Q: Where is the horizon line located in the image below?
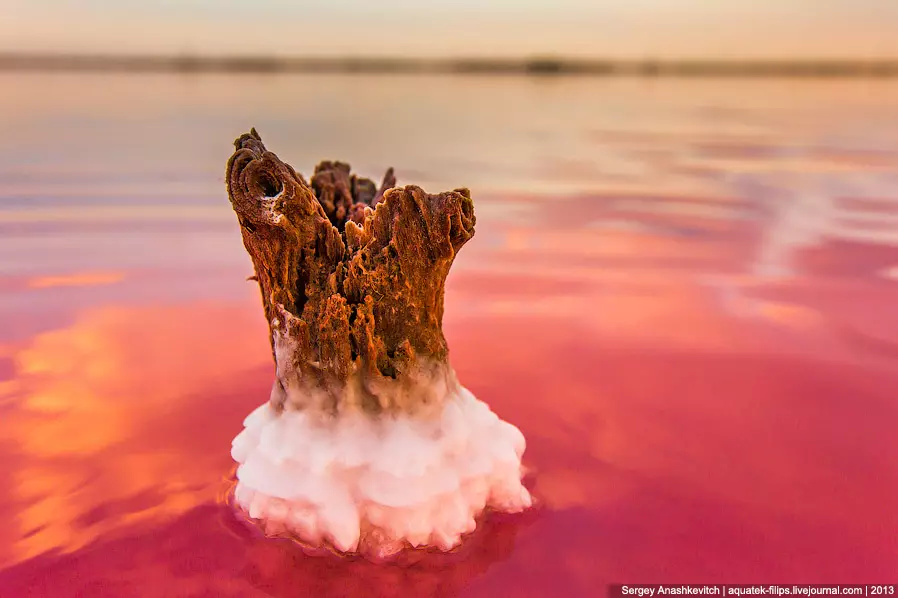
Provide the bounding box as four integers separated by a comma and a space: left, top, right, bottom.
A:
3, 52, 898, 78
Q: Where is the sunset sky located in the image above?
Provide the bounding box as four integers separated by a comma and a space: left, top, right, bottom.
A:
1, 0, 898, 58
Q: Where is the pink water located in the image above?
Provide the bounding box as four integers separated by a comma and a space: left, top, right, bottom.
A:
0, 74, 896, 596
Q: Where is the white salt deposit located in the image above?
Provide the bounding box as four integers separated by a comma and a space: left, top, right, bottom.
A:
231, 386, 531, 558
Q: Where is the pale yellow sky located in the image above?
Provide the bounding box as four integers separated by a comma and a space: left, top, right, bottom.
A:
1, 0, 898, 58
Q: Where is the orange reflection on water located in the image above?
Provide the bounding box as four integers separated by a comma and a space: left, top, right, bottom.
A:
27, 271, 126, 290
0, 302, 270, 564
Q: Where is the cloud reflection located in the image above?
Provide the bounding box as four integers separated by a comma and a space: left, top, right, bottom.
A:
0, 302, 270, 564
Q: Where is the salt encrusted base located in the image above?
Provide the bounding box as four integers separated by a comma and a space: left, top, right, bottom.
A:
231, 385, 531, 558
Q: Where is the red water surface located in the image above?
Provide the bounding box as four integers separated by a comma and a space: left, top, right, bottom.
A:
2, 74, 898, 597
0, 186, 896, 597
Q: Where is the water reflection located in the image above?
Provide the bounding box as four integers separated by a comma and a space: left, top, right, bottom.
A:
0, 74, 897, 594
0, 303, 270, 564
0, 504, 535, 598
736, 171, 898, 280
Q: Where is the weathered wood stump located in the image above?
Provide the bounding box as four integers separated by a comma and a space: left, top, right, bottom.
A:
226, 129, 476, 417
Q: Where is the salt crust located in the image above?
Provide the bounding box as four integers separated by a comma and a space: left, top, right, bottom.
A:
231, 386, 531, 558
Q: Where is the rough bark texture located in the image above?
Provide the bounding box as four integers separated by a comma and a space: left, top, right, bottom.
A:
226, 129, 475, 417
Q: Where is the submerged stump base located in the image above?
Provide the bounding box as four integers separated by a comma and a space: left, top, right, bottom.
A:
225, 129, 530, 557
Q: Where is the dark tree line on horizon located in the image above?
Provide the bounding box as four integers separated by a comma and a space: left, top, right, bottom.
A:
1, 52, 897, 77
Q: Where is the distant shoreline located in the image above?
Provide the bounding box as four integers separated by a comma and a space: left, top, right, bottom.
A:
2, 53, 898, 78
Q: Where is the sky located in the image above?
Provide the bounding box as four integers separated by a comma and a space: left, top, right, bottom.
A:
1, 0, 898, 59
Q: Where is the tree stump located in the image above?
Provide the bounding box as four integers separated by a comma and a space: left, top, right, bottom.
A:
226, 129, 476, 417
226, 130, 529, 557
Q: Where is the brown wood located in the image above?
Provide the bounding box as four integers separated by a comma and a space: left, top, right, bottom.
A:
226, 129, 475, 416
